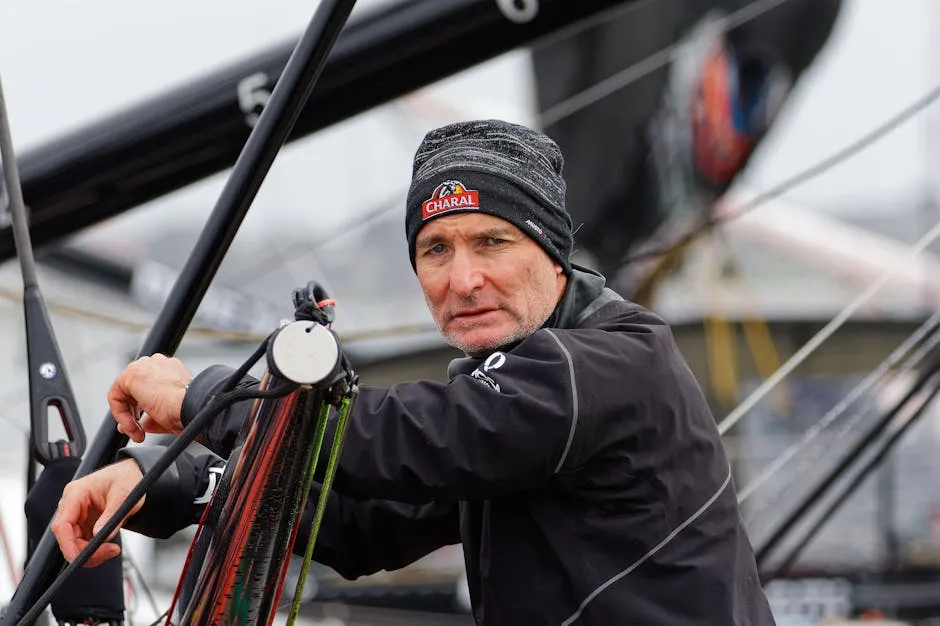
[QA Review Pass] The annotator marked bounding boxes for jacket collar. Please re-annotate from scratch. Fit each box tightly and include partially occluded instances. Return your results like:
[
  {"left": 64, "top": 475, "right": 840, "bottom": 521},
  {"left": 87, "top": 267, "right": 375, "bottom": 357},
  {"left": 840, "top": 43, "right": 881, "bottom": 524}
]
[{"left": 544, "top": 264, "right": 621, "bottom": 330}]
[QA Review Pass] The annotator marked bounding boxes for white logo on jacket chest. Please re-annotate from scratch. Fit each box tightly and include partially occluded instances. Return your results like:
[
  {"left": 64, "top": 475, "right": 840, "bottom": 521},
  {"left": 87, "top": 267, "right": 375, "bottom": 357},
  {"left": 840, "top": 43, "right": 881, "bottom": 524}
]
[{"left": 470, "top": 352, "right": 506, "bottom": 392}]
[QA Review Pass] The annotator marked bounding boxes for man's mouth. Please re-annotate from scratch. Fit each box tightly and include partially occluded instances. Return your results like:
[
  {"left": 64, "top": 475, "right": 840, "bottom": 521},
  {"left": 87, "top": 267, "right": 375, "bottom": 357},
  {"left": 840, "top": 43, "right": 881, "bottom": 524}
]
[{"left": 451, "top": 308, "right": 497, "bottom": 321}]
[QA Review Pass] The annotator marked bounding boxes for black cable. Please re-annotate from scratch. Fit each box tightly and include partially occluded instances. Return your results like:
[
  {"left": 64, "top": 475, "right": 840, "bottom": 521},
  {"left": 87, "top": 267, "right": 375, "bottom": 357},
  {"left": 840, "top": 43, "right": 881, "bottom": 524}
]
[
  {"left": 619, "top": 83, "right": 940, "bottom": 266},
  {"left": 767, "top": 374, "right": 940, "bottom": 580},
  {"left": 17, "top": 335, "right": 297, "bottom": 625},
  {"left": 754, "top": 355, "right": 940, "bottom": 569},
  {"left": 738, "top": 309, "right": 940, "bottom": 523}
]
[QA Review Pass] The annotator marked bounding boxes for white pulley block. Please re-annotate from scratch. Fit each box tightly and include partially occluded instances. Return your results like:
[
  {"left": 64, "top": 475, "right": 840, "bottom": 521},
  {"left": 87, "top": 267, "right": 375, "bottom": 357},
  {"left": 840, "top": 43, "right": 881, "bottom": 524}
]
[{"left": 268, "top": 321, "right": 341, "bottom": 385}]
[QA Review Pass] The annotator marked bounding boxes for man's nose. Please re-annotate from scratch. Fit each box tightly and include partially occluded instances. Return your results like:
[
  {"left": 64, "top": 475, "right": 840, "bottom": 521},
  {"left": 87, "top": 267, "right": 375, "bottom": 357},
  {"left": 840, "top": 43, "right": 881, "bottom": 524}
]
[{"left": 449, "top": 250, "right": 485, "bottom": 295}]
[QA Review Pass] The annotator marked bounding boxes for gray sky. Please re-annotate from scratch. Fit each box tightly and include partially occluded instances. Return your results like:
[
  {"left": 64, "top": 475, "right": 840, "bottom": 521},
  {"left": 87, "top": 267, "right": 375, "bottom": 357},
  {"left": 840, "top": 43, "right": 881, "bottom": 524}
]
[{"left": 739, "top": 0, "right": 938, "bottom": 213}]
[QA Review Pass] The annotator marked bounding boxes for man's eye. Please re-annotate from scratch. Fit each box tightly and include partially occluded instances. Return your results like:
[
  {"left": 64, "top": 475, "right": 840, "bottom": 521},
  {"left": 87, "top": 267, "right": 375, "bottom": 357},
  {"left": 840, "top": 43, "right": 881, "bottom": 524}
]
[
  {"left": 485, "top": 237, "right": 506, "bottom": 246},
  {"left": 426, "top": 243, "right": 447, "bottom": 255}
]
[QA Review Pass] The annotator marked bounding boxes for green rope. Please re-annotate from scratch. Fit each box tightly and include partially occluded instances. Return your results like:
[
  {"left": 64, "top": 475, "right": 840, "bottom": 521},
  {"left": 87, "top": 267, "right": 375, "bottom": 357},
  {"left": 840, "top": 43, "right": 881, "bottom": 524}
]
[
  {"left": 287, "top": 389, "right": 356, "bottom": 623},
  {"left": 233, "top": 571, "right": 250, "bottom": 623}
]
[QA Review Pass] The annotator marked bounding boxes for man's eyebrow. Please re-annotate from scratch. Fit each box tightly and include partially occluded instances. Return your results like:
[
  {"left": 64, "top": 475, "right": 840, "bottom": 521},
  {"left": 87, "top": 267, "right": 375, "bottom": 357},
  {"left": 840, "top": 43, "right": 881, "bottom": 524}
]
[
  {"left": 416, "top": 225, "right": 520, "bottom": 249},
  {"left": 415, "top": 233, "right": 447, "bottom": 250},
  {"left": 477, "top": 226, "right": 519, "bottom": 239}
]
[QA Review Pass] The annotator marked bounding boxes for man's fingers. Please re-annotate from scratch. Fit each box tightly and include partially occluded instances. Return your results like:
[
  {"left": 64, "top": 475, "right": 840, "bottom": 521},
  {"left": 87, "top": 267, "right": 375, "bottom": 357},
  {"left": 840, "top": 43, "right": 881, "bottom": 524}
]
[
  {"left": 84, "top": 543, "right": 122, "bottom": 568},
  {"left": 93, "top": 498, "right": 138, "bottom": 540},
  {"left": 57, "top": 506, "right": 129, "bottom": 567},
  {"left": 107, "top": 355, "right": 191, "bottom": 438},
  {"left": 51, "top": 519, "right": 83, "bottom": 563},
  {"left": 52, "top": 463, "right": 143, "bottom": 568},
  {"left": 116, "top": 419, "right": 146, "bottom": 443},
  {"left": 111, "top": 398, "right": 145, "bottom": 442},
  {"left": 51, "top": 491, "right": 85, "bottom": 561},
  {"left": 116, "top": 413, "right": 168, "bottom": 440},
  {"left": 139, "top": 414, "right": 170, "bottom": 435},
  {"left": 115, "top": 420, "right": 145, "bottom": 443},
  {"left": 108, "top": 371, "right": 144, "bottom": 432},
  {"left": 53, "top": 519, "right": 120, "bottom": 566},
  {"left": 70, "top": 537, "right": 122, "bottom": 568}
]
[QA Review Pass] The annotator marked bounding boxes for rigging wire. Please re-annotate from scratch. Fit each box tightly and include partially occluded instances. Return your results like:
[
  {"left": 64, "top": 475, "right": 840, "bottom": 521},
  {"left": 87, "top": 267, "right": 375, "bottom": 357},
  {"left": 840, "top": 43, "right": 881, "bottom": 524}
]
[
  {"left": 752, "top": 356, "right": 940, "bottom": 570},
  {"left": 60, "top": 0, "right": 798, "bottom": 321},
  {"left": 3, "top": 78, "right": 939, "bottom": 356},
  {"left": 234, "top": 192, "right": 405, "bottom": 296},
  {"left": 537, "top": 0, "right": 796, "bottom": 128},
  {"left": 0, "top": 283, "right": 438, "bottom": 344},
  {"left": 739, "top": 313, "right": 940, "bottom": 537},
  {"left": 0, "top": 5, "right": 933, "bottom": 356},
  {"left": 621, "top": 82, "right": 940, "bottom": 265},
  {"left": 5, "top": 77, "right": 938, "bottom": 354},
  {"left": 737, "top": 309, "right": 940, "bottom": 504},
  {"left": 718, "top": 214, "right": 940, "bottom": 437},
  {"left": 767, "top": 379, "right": 940, "bottom": 578},
  {"left": 0, "top": 1, "right": 931, "bottom": 358}
]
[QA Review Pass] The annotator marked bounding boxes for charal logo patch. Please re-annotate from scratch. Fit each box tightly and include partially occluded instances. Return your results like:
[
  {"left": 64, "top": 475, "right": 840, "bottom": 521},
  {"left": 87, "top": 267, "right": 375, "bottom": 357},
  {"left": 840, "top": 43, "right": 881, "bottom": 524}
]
[{"left": 421, "top": 180, "right": 480, "bottom": 220}]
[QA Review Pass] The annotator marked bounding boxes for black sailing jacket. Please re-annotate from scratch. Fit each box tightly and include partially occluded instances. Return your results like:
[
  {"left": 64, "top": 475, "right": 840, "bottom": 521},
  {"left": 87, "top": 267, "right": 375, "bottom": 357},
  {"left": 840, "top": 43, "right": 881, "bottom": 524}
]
[{"left": 122, "top": 266, "right": 775, "bottom": 625}]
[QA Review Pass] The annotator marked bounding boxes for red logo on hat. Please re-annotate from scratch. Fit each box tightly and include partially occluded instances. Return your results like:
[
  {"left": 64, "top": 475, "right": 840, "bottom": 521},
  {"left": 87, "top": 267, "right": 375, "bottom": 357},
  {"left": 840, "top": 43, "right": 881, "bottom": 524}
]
[{"left": 421, "top": 180, "right": 480, "bottom": 220}]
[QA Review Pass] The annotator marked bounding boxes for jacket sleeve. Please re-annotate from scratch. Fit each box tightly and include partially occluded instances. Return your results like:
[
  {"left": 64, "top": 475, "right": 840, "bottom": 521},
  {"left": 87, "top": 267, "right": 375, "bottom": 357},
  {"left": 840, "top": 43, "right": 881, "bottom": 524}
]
[
  {"left": 117, "top": 444, "right": 460, "bottom": 578},
  {"left": 116, "top": 364, "right": 264, "bottom": 535},
  {"left": 296, "top": 491, "right": 460, "bottom": 580},
  {"left": 330, "top": 327, "right": 590, "bottom": 503},
  {"left": 183, "top": 325, "right": 651, "bottom": 504},
  {"left": 180, "top": 364, "right": 260, "bottom": 458},
  {"left": 118, "top": 444, "right": 221, "bottom": 539}
]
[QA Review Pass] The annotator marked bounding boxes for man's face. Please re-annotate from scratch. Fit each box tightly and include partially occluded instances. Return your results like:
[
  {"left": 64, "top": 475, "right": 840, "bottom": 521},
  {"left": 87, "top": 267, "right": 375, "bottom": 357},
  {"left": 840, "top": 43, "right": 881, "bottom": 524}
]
[{"left": 414, "top": 212, "right": 567, "bottom": 356}]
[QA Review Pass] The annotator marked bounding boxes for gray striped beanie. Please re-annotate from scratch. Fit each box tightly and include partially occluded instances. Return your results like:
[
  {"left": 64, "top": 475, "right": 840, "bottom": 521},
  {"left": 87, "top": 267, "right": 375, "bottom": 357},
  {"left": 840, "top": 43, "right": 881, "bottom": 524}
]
[{"left": 405, "top": 119, "right": 573, "bottom": 274}]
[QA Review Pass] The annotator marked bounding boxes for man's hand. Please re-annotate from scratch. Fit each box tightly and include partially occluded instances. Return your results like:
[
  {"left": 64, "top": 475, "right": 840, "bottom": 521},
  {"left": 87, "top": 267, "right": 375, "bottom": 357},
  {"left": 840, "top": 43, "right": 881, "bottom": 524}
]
[
  {"left": 51, "top": 459, "right": 145, "bottom": 567},
  {"left": 109, "top": 354, "right": 192, "bottom": 442}
]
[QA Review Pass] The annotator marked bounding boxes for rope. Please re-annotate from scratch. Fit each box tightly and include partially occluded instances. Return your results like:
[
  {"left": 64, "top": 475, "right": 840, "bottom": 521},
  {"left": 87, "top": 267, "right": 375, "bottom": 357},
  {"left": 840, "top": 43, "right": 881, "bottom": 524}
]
[{"left": 718, "top": 216, "right": 940, "bottom": 436}]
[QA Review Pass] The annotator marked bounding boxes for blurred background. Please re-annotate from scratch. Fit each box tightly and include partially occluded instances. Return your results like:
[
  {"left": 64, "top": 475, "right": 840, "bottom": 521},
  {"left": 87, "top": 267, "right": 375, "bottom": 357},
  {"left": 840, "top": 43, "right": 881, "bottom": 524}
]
[{"left": 3, "top": 0, "right": 940, "bottom": 624}]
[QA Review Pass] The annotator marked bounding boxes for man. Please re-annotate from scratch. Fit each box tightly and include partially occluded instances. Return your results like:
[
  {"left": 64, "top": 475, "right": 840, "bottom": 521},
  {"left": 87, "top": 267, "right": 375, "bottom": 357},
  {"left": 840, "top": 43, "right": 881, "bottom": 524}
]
[{"left": 53, "top": 119, "right": 775, "bottom": 625}]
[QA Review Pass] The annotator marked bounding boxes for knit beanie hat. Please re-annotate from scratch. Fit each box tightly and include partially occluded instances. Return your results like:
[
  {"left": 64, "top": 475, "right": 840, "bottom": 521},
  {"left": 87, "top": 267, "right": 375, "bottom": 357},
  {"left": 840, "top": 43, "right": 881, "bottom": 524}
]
[{"left": 405, "top": 119, "right": 573, "bottom": 274}]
